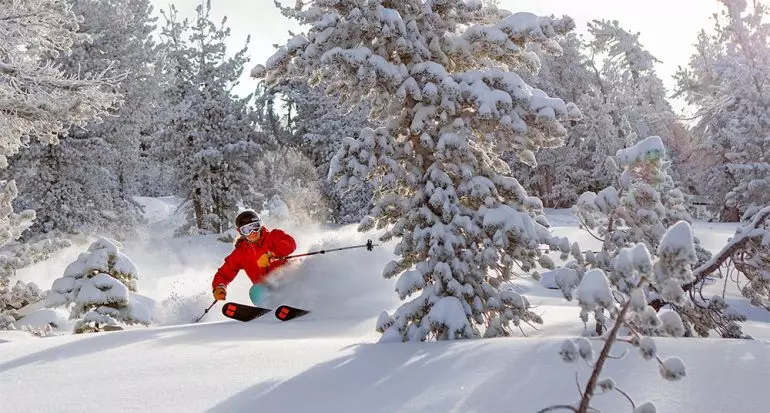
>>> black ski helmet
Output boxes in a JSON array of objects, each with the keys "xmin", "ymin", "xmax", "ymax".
[{"xmin": 235, "ymin": 209, "xmax": 261, "ymax": 229}]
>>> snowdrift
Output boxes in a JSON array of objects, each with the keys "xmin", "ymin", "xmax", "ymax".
[{"xmin": 1, "ymin": 319, "xmax": 768, "ymax": 412}]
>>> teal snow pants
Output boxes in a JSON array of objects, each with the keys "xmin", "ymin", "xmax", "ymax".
[{"xmin": 249, "ymin": 283, "xmax": 266, "ymax": 306}]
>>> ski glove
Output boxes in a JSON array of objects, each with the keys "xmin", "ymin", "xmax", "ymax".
[
  {"xmin": 257, "ymin": 252, "xmax": 275, "ymax": 268},
  {"xmin": 213, "ymin": 284, "xmax": 227, "ymax": 301}
]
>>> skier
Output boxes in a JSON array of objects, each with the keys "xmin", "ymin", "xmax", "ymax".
[{"xmin": 211, "ymin": 209, "xmax": 297, "ymax": 306}]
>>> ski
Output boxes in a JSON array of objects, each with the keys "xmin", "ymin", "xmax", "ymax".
[
  {"xmin": 221, "ymin": 302, "xmax": 271, "ymax": 322},
  {"xmin": 274, "ymin": 305, "xmax": 310, "ymax": 321},
  {"xmin": 221, "ymin": 302, "xmax": 310, "ymax": 322}
]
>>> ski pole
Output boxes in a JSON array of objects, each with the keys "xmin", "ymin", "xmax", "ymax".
[
  {"xmin": 283, "ymin": 239, "xmax": 378, "ymax": 260},
  {"xmin": 194, "ymin": 300, "xmax": 217, "ymax": 323}
]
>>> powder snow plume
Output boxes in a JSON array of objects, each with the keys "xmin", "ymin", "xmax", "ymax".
[{"xmin": 121, "ymin": 197, "xmax": 399, "ymax": 326}]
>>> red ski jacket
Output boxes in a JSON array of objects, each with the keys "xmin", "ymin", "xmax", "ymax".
[{"xmin": 212, "ymin": 227, "xmax": 297, "ymax": 289}]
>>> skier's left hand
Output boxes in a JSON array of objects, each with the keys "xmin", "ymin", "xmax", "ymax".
[{"xmin": 257, "ymin": 251, "xmax": 275, "ymax": 268}]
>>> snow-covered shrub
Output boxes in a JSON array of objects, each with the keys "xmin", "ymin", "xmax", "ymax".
[
  {"xmin": 9, "ymin": 307, "xmax": 71, "ymax": 336},
  {"xmin": 0, "ymin": 190, "xmax": 72, "ymax": 329},
  {"xmin": 1, "ymin": 281, "xmax": 43, "ymax": 320},
  {"xmin": 257, "ymin": 0, "xmax": 579, "ymax": 342},
  {"xmin": 545, "ymin": 222, "xmax": 695, "ymax": 413},
  {"xmin": 46, "ymin": 237, "xmax": 154, "ymax": 333}
]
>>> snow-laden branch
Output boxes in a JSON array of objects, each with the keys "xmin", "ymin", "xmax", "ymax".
[{"xmin": 651, "ymin": 206, "xmax": 770, "ymax": 311}]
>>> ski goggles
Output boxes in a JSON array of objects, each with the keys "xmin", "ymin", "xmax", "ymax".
[{"xmin": 238, "ymin": 221, "xmax": 262, "ymax": 236}]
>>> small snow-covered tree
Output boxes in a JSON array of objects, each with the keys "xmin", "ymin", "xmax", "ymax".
[
  {"xmin": 555, "ymin": 136, "xmax": 765, "ymax": 339},
  {"xmin": 159, "ymin": 1, "xmax": 266, "ymax": 234},
  {"xmin": 565, "ymin": 137, "xmax": 724, "ymax": 335},
  {"xmin": 543, "ymin": 222, "xmax": 694, "ymax": 413},
  {"xmin": 0, "ymin": 227, "xmax": 71, "ymax": 329},
  {"xmin": 256, "ymin": 1, "xmax": 581, "ymax": 341},
  {"xmin": 46, "ymin": 237, "xmax": 153, "ymax": 333},
  {"xmin": 0, "ymin": 0, "xmax": 120, "ymax": 327},
  {"xmin": 675, "ymin": 0, "xmax": 770, "ymax": 221},
  {"xmin": 573, "ymin": 137, "xmax": 700, "ymax": 259}
]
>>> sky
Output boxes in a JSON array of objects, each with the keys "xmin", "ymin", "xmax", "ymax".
[{"xmin": 148, "ymin": 0, "xmax": 732, "ymax": 114}]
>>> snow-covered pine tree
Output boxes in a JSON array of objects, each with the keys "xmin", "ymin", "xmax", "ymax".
[
  {"xmin": 0, "ymin": 0, "xmax": 121, "ymax": 167},
  {"xmin": 46, "ymin": 237, "xmax": 153, "ymax": 333},
  {"xmin": 0, "ymin": 219, "xmax": 71, "ymax": 329},
  {"xmin": 0, "ymin": 181, "xmax": 52, "ymax": 329},
  {"xmin": 516, "ymin": 20, "xmax": 684, "ymax": 209},
  {"xmin": 255, "ymin": 1, "xmax": 580, "ymax": 341},
  {"xmin": 674, "ymin": 0, "xmax": 770, "ymax": 221},
  {"xmin": 6, "ymin": 138, "xmax": 129, "ymax": 236},
  {"xmin": 159, "ymin": 1, "xmax": 266, "ymax": 234},
  {"xmin": 514, "ymin": 33, "xmax": 606, "ymax": 207},
  {"xmin": 0, "ymin": 0, "xmax": 120, "ymax": 328},
  {"xmin": 573, "ymin": 137, "xmax": 696, "ymax": 259},
  {"xmin": 585, "ymin": 20, "xmax": 676, "ymax": 142},
  {"xmin": 6, "ymin": 0, "xmax": 167, "ymax": 238}
]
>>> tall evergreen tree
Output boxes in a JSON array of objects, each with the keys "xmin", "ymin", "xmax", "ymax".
[
  {"xmin": 5, "ymin": 0, "xmax": 164, "ymax": 237},
  {"xmin": 674, "ymin": 0, "xmax": 770, "ymax": 221},
  {"xmin": 256, "ymin": 1, "xmax": 581, "ymax": 341},
  {"xmin": 160, "ymin": 1, "xmax": 266, "ymax": 234},
  {"xmin": 516, "ymin": 21, "xmax": 682, "ymax": 208},
  {"xmin": 0, "ymin": 0, "xmax": 120, "ymax": 327}
]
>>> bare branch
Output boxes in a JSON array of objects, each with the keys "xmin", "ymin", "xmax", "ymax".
[
  {"xmin": 578, "ymin": 297, "xmax": 634, "ymax": 412},
  {"xmin": 614, "ymin": 386, "xmax": 636, "ymax": 411},
  {"xmin": 651, "ymin": 207, "xmax": 770, "ymax": 310},
  {"xmin": 575, "ymin": 372, "xmax": 583, "ymax": 398},
  {"xmin": 537, "ymin": 406, "xmax": 579, "ymax": 413}
]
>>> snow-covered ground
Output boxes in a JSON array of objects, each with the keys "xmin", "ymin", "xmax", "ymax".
[{"xmin": 1, "ymin": 199, "xmax": 768, "ymax": 412}]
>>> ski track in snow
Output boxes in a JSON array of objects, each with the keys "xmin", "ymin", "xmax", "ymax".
[{"xmin": 2, "ymin": 198, "xmax": 769, "ymax": 412}]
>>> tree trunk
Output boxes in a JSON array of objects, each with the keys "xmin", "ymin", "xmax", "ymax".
[
  {"xmin": 193, "ymin": 184, "xmax": 204, "ymax": 230},
  {"xmin": 721, "ymin": 205, "xmax": 740, "ymax": 222}
]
